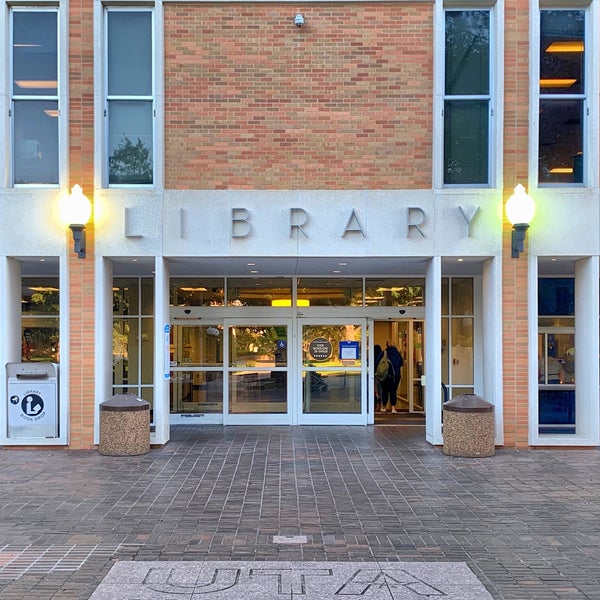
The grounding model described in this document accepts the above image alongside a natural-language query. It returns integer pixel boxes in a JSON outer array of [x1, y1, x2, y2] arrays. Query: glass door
[[298, 318, 367, 425], [169, 321, 224, 424], [224, 319, 292, 425]]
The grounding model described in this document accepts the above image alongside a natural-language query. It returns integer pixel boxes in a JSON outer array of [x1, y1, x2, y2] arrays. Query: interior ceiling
[[19, 255, 575, 277]]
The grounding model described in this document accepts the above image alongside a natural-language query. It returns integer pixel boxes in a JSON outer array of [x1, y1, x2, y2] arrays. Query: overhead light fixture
[[549, 167, 574, 174], [505, 184, 535, 259], [539, 78, 577, 88], [59, 184, 92, 259], [272, 299, 310, 307], [14, 80, 57, 89], [546, 41, 584, 53]]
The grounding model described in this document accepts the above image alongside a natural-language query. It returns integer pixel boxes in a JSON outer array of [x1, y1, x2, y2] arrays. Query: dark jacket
[[385, 345, 403, 381]]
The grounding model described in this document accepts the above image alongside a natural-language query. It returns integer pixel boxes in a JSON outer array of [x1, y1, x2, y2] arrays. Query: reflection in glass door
[[169, 323, 224, 422], [225, 321, 291, 424], [299, 320, 366, 425]]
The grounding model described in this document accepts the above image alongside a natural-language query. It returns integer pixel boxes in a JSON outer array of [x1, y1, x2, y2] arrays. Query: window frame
[[103, 6, 155, 188], [9, 6, 61, 188], [536, 7, 588, 187], [440, 6, 496, 188]]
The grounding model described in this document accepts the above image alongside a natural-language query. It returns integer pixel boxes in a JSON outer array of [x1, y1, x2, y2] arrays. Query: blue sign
[[339, 341, 359, 361], [277, 340, 287, 349]]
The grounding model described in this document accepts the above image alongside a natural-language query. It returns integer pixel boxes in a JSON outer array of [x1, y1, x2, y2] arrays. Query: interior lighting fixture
[[15, 80, 57, 89], [59, 184, 92, 259], [549, 167, 574, 174], [505, 184, 535, 259], [539, 78, 577, 88], [545, 41, 584, 53]]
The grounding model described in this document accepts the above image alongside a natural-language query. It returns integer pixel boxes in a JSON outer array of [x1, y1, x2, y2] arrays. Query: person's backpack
[[375, 351, 395, 383]]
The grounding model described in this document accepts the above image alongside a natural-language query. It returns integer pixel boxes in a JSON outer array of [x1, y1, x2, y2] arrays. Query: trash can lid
[[443, 394, 493, 413], [100, 394, 150, 412]]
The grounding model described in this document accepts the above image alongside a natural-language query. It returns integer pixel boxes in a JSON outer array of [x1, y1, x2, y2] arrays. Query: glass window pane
[[442, 318, 449, 383], [13, 11, 57, 97], [22, 317, 59, 362], [171, 325, 223, 367], [297, 278, 363, 307], [170, 278, 225, 306], [229, 372, 287, 414], [539, 389, 575, 434], [229, 326, 288, 368], [444, 100, 489, 184], [303, 372, 361, 414], [538, 100, 583, 184], [540, 10, 584, 95], [108, 101, 153, 184], [141, 278, 154, 315], [365, 279, 424, 307], [113, 318, 139, 384], [107, 11, 152, 96], [451, 318, 473, 384], [22, 278, 59, 315], [227, 279, 292, 307], [113, 279, 139, 315], [451, 278, 473, 315], [538, 278, 574, 316], [141, 318, 154, 384], [170, 371, 223, 413], [302, 325, 362, 367], [13, 101, 58, 185], [445, 11, 489, 96]]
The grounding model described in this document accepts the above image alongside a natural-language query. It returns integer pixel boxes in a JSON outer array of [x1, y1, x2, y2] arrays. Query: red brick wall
[[502, 0, 530, 449], [69, 0, 96, 449], [164, 3, 434, 189]]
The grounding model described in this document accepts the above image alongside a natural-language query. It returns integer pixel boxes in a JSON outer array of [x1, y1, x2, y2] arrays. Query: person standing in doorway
[[381, 343, 403, 413]]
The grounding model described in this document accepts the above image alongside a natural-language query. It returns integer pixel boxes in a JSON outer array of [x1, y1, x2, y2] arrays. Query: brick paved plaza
[[1, 426, 600, 599]]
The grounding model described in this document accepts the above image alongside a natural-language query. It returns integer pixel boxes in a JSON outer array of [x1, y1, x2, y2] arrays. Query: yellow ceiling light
[[15, 80, 57, 89], [546, 41, 584, 53], [272, 299, 310, 307], [549, 167, 574, 174], [539, 78, 577, 88]]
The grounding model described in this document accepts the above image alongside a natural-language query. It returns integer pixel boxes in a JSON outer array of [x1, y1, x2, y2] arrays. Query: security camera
[[184, 309, 191, 315], [294, 13, 305, 27]]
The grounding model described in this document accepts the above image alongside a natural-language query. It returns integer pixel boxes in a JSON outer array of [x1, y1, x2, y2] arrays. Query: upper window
[[105, 9, 154, 186], [444, 10, 491, 185], [538, 10, 585, 185], [11, 9, 59, 186]]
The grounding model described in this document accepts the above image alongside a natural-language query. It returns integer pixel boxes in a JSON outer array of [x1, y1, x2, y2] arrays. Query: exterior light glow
[[505, 184, 535, 259], [59, 184, 92, 259]]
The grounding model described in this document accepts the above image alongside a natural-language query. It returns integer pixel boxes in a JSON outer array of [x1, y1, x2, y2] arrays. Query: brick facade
[[164, 3, 434, 189]]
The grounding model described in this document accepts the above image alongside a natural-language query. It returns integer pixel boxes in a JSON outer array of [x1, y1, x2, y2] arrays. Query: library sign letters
[[231, 206, 481, 239]]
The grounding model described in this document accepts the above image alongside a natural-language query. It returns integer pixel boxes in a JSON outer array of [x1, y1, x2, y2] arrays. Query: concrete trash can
[[99, 394, 150, 456], [443, 394, 495, 457]]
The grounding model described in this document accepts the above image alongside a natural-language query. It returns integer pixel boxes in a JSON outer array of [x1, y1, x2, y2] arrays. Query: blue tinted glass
[[538, 278, 574, 316], [13, 11, 58, 97], [445, 11, 489, 96], [539, 389, 575, 434]]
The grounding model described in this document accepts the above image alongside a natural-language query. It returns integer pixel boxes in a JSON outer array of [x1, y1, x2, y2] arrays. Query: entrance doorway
[[373, 320, 425, 423]]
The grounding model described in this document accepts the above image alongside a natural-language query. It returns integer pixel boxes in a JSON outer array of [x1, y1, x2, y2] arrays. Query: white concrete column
[[574, 256, 599, 444], [425, 256, 442, 445], [483, 256, 504, 444], [94, 256, 114, 445], [153, 256, 171, 445]]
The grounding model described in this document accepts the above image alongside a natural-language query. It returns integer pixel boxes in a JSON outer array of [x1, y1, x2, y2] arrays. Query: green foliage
[[109, 135, 153, 184]]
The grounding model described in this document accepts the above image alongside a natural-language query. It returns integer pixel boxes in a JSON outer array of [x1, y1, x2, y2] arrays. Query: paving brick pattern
[[0, 426, 600, 599]]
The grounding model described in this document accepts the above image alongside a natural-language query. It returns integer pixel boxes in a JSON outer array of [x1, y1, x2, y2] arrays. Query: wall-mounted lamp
[[505, 183, 535, 258], [59, 184, 92, 259], [294, 13, 305, 27]]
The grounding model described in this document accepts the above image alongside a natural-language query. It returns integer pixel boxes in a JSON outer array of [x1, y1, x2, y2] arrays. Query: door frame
[[223, 317, 294, 425], [297, 316, 368, 425]]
